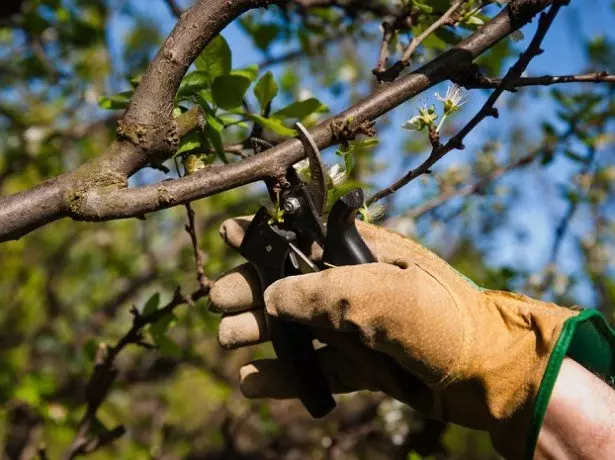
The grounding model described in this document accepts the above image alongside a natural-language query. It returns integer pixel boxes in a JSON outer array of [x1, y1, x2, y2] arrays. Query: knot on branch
[[331, 118, 376, 146], [451, 62, 484, 88], [116, 119, 180, 153], [373, 60, 408, 82], [156, 185, 176, 206], [65, 169, 128, 221]]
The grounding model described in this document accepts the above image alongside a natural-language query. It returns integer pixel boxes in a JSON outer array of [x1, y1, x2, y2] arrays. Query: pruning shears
[[240, 123, 376, 418]]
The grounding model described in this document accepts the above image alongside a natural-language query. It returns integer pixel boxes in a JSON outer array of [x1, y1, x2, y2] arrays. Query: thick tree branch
[[0, 0, 562, 241]]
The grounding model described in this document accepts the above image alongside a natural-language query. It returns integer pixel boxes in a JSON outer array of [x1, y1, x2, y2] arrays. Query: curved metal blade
[[295, 122, 327, 216]]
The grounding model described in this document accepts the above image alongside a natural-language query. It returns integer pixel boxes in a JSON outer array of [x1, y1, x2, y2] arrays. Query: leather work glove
[[210, 216, 614, 460]]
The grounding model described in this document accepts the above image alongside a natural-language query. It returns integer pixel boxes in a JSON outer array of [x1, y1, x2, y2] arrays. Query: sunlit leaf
[[175, 131, 204, 156], [232, 64, 259, 82], [195, 35, 231, 80], [211, 74, 251, 110], [254, 71, 278, 112], [246, 114, 297, 137], [98, 91, 132, 110], [272, 98, 327, 120]]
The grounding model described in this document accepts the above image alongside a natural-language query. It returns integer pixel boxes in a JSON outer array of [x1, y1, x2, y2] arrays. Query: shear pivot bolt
[[284, 197, 301, 214]]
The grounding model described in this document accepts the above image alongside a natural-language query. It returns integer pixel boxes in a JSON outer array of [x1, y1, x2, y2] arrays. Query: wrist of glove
[[210, 217, 579, 459]]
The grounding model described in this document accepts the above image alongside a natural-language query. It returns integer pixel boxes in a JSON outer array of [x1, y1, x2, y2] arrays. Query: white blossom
[[327, 163, 347, 187], [434, 84, 468, 115]]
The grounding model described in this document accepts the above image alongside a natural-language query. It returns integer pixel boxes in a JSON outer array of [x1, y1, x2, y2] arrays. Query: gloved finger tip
[[210, 264, 263, 313], [219, 216, 252, 249], [239, 362, 271, 399]]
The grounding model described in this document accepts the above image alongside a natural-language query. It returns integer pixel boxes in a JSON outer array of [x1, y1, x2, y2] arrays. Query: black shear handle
[[239, 208, 335, 418], [323, 188, 377, 266]]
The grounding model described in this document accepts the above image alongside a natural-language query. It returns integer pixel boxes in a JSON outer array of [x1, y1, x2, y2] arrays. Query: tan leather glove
[[210, 217, 580, 459]]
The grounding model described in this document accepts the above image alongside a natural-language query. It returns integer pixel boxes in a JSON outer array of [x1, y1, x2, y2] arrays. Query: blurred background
[[0, 0, 614, 458]]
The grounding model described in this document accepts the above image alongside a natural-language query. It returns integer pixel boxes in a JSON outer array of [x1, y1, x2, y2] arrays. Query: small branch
[[38, 446, 49, 460], [538, 143, 598, 293], [374, 0, 467, 82], [184, 202, 212, 290], [63, 286, 209, 459], [373, 21, 395, 75], [407, 148, 540, 219], [401, 0, 466, 64], [164, 0, 184, 18], [366, 1, 566, 207], [462, 70, 615, 89]]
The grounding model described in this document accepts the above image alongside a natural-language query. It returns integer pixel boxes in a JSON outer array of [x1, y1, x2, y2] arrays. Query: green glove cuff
[[525, 309, 615, 459]]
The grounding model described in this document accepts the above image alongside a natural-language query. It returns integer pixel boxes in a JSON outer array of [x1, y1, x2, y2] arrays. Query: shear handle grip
[[323, 189, 377, 266], [238, 208, 336, 419]]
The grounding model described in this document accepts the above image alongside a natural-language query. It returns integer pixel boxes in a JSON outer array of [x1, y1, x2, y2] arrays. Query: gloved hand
[[210, 217, 579, 459]]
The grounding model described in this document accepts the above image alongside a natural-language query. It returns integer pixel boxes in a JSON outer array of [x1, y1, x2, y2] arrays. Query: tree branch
[[163, 0, 184, 18], [462, 70, 615, 89], [366, 1, 567, 207], [374, 0, 468, 82], [0, 0, 563, 242], [407, 148, 540, 219], [63, 286, 209, 460]]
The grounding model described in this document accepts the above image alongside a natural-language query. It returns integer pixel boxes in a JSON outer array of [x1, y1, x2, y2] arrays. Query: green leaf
[[83, 339, 99, 362], [142, 292, 160, 316], [232, 64, 259, 82], [272, 98, 327, 120], [195, 35, 231, 80], [359, 138, 379, 149], [150, 313, 175, 338], [205, 114, 227, 162], [254, 71, 278, 112], [98, 91, 132, 110], [246, 114, 297, 137], [129, 74, 142, 88], [156, 335, 182, 358], [177, 71, 211, 99], [175, 131, 204, 156], [211, 74, 251, 110], [411, 0, 433, 14]]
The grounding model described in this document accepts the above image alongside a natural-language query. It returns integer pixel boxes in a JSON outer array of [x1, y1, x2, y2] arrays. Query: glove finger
[[239, 339, 435, 414], [218, 308, 269, 350], [219, 215, 253, 250], [239, 345, 364, 399], [264, 262, 402, 332], [210, 263, 263, 313]]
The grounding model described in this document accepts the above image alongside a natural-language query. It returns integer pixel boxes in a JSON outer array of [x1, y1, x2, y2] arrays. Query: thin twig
[[163, 0, 183, 18], [538, 144, 598, 293], [374, 0, 467, 81], [38, 446, 49, 460], [463, 71, 615, 89], [184, 202, 211, 290], [401, 0, 466, 64], [63, 287, 209, 460], [366, 2, 566, 206], [373, 21, 395, 75], [407, 148, 540, 219]]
